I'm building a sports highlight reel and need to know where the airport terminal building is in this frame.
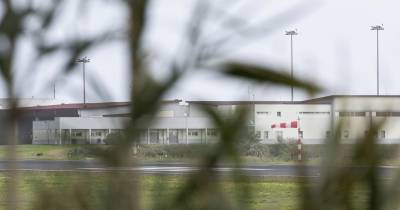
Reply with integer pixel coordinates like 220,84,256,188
3,95,400,145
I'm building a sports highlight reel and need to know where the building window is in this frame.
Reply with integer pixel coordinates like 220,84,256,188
255,131,261,139
380,130,386,139
277,112,281,117
73,132,82,137
264,131,268,139
376,112,400,117
256,112,269,115
189,131,199,136
276,131,283,141
299,112,330,115
207,129,217,136
91,132,102,137
343,130,349,138
339,112,366,117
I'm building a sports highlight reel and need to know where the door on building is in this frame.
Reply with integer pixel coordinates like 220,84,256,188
61,129,71,144
275,131,283,142
169,130,178,144
150,130,160,144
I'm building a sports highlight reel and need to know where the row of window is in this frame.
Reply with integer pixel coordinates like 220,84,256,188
300,112,330,115
72,132,107,137
257,111,330,117
188,131,199,136
256,111,282,117
70,130,124,137
339,112,400,117
188,130,218,137
342,130,386,139
255,130,387,139
376,112,400,117
339,112,366,117
71,130,217,138
256,111,400,117
256,112,269,115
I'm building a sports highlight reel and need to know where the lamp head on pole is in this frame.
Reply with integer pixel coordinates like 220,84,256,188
371,25,384,31
285,30,298,36
76,57,91,63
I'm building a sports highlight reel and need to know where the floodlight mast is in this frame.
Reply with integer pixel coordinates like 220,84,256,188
76,57,90,104
285,30,298,102
371,25,384,96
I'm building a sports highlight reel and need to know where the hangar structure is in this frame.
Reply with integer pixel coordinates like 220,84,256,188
2,95,400,145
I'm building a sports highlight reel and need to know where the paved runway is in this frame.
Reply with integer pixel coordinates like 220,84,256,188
0,160,396,177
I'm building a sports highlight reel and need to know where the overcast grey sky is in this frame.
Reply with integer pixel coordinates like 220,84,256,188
8,0,400,103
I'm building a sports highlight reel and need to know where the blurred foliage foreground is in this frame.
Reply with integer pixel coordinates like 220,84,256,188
1,0,400,210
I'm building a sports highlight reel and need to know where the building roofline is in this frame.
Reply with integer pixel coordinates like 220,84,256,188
303,95,400,104
189,95,400,105
18,99,182,110
186,101,306,105
9,95,400,110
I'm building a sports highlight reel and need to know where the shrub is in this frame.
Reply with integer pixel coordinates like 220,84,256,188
244,144,269,158
67,147,92,160
238,132,262,155
138,144,213,159
104,132,125,145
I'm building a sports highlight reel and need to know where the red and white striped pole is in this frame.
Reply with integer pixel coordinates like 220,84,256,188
297,117,303,161
297,135,302,161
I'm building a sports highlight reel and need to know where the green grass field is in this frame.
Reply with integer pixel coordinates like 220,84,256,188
0,145,93,160
0,172,301,210
0,171,374,210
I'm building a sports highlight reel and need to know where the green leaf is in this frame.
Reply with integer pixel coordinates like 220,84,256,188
222,62,321,94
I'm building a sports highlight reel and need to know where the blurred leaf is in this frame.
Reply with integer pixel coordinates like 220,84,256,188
204,1,319,57
39,0,63,30
87,73,113,102
131,67,181,123
222,62,321,94
126,0,148,54
36,31,118,74
0,9,23,38
63,40,95,72
167,106,249,210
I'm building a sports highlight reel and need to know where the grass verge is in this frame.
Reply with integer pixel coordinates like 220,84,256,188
0,144,398,166
0,171,301,210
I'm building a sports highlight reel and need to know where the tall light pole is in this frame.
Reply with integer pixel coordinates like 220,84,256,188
53,82,56,99
76,57,90,104
285,30,298,102
371,25,384,96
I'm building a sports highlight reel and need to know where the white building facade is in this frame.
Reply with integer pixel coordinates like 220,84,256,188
30,95,400,145
255,104,331,144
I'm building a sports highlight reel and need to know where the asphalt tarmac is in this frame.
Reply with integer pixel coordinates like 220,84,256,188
0,160,396,177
